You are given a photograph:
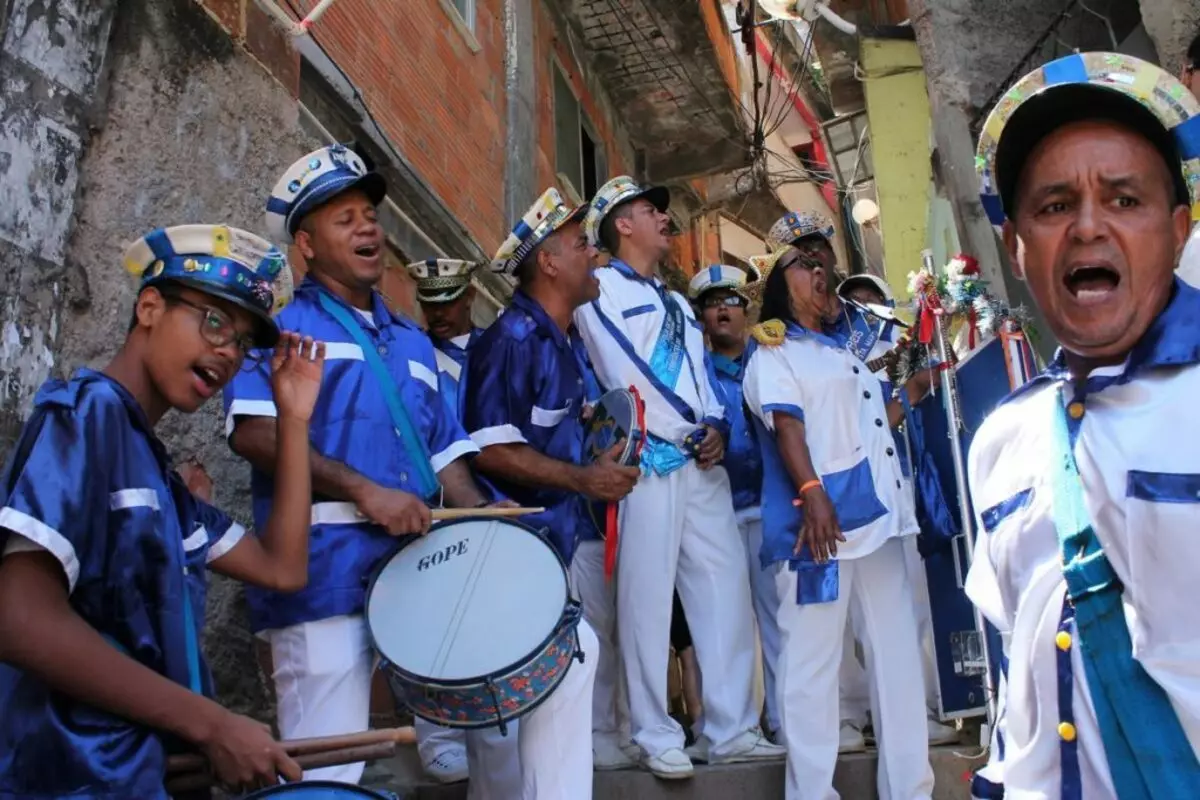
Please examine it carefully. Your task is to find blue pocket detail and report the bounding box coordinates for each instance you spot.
[981,488,1033,534]
[621,304,656,319]
[1126,471,1200,504]
[823,456,887,533]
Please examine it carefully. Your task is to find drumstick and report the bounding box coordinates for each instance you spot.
[165,727,415,774]
[431,506,544,520]
[164,741,397,793]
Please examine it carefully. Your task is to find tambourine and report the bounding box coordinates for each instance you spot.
[582,387,646,579]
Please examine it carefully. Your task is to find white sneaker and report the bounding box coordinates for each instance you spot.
[424,748,469,783]
[838,721,866,753]
[594,737,637,770]
[710,730,787,764]
[643,747,694,779]
[684,737,710,764]
[927,716,959,745]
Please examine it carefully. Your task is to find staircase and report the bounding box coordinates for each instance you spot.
[363,745,985,800]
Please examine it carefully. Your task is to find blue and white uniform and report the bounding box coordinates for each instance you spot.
[573,257,764,764]
[432,328,483,419]
[744,322,933,800]
[223,277,478,784]
[464,289,602,795]
[0,371,246,799]
[965,280,1200,797]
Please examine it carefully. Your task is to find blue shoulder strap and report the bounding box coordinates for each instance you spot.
[1050,389,1200,798]
[318,291,440,499]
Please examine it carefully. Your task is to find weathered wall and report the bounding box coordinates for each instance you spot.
[58,0,317,720]
[1140,0,1200,70]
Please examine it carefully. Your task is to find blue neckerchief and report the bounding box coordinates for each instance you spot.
[1051,385,1200,797]
[316,288,440,499]
[711,351,743,381]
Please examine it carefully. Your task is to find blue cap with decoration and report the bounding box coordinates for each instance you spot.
[491,188,589,281]
[123,224,293,348]
[766,210,835,251]
[266,143,387,244]
[583,176,670,249]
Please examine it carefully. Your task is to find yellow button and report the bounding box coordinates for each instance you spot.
[1058,721,1077,742]
[1067,402,1085,420]
[1056,631,1072,651]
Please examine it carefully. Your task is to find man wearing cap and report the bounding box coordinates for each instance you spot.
[224,144,496,785]
[407,258,485,421]
[463,187,644,793]
[0,225,326,796]
[574,176,783,778]
[685,264,782,747]
[968,52,1200,797]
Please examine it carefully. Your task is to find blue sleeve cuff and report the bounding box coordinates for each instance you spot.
[701,415,730,444]
[763,403,805,424]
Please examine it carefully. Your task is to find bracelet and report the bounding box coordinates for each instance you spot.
[799,480,822,494]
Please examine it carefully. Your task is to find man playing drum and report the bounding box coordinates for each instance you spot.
[966,52,1200,797]
[223,144,501,786]
[463,188,640,784]
[573,176,783,779]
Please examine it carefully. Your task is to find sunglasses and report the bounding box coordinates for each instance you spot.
[701,295,746,309]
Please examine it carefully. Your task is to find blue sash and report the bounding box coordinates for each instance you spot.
[1051,390,1200,798]
[318,291,440,499]
[844,307,885,362]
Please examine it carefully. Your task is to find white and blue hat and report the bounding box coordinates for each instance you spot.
[123,224,294,347]
[688,263,760,302]
[266,144,386,244]
[406,259,479,303]
[766,210,836,250]
[492,188,588,281]
[837,273,894,304]
[583,175,671,249]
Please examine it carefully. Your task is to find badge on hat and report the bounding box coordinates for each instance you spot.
[766,210,836,251]
[688,263,760,301]
[266,143,388,244]
[583,175,671,249]
[406,259,479,303]
[123,224,294,347]
[977,52,1200,224]
[492,188,588,281]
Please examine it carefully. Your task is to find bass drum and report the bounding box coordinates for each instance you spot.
[241,781,396,798]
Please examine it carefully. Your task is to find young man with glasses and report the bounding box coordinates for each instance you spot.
[0,224,327,797]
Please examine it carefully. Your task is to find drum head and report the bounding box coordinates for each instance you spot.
[584,389,638,466]
[242,781,391,798]
[366,518,569,684]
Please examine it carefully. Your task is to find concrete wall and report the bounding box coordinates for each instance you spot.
[1140,0,1200,70]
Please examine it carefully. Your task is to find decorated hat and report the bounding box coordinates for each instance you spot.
[977,52,1200,224]
[266,143,387,243]
[766,210,835,250]
[123,225,293,347]
[492,188,588,280]
[688,263,760,301]
[837,273,894,304]
[406,259,479,303]
[583,175,670,248]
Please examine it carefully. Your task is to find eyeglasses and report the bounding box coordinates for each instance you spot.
[701,295,746,309]
[170,296,260,361]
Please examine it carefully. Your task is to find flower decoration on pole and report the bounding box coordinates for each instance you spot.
[906,253,1034,356]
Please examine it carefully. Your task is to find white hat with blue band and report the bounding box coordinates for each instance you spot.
[491,188,589,281]
[266,144,387,244]
[688,263,760,301]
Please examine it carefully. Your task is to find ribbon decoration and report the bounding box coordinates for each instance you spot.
[605,385,647,581]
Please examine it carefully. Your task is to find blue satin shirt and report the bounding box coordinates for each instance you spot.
[432,328,483,421]
[463,291,600,565]
[710,340,762,512]
[224,278,478,633]
[0,370,244,799]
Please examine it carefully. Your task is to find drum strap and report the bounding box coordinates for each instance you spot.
[1050,387,1200,798]
[318,290,440,500]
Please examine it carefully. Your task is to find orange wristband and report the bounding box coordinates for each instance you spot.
[792,480,823,506]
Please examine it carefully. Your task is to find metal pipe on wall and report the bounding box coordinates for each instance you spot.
[503,0,537,225]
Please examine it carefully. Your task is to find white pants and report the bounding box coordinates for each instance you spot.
[617,463,759,759]
[269,614,592,797]
[839,536,941,726]
[775,538,934,800]
[570,540,630,747]
[415,718,467,767]
[738,511,782,737]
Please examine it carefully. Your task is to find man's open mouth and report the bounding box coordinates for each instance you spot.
[1064,264,1120,302]
[354,244,380,258]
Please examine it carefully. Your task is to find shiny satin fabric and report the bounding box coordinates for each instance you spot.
[710,341,763,513]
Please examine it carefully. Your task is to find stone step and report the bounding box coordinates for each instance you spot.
[363,745,984,800]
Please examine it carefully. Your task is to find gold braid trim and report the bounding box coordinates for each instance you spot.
[751,318,786,346]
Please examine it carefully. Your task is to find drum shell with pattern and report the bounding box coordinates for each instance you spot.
[365,517,582,729]
[582,388,644,538]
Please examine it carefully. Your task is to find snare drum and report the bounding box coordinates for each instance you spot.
[366,518,582,732]
[583,388,645,538]
[242,782,394,798]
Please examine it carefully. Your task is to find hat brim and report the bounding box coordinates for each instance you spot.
[629,185,670,213]
[995,83,1188,219]
[693,283,750,303]
[146,276,281,349]
[417,284,471,304]
[289,172,388,238]
[837,274,893,303]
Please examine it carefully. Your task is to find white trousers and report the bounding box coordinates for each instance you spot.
[617,463,759,759]
[775,538,934,800]
[415,717,467,766]
[570,540,630,746]
[269,614,594,798]
[839,536,941,726]
[738,511,782,737]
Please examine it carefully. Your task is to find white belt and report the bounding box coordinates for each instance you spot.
[310,501,367,526]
